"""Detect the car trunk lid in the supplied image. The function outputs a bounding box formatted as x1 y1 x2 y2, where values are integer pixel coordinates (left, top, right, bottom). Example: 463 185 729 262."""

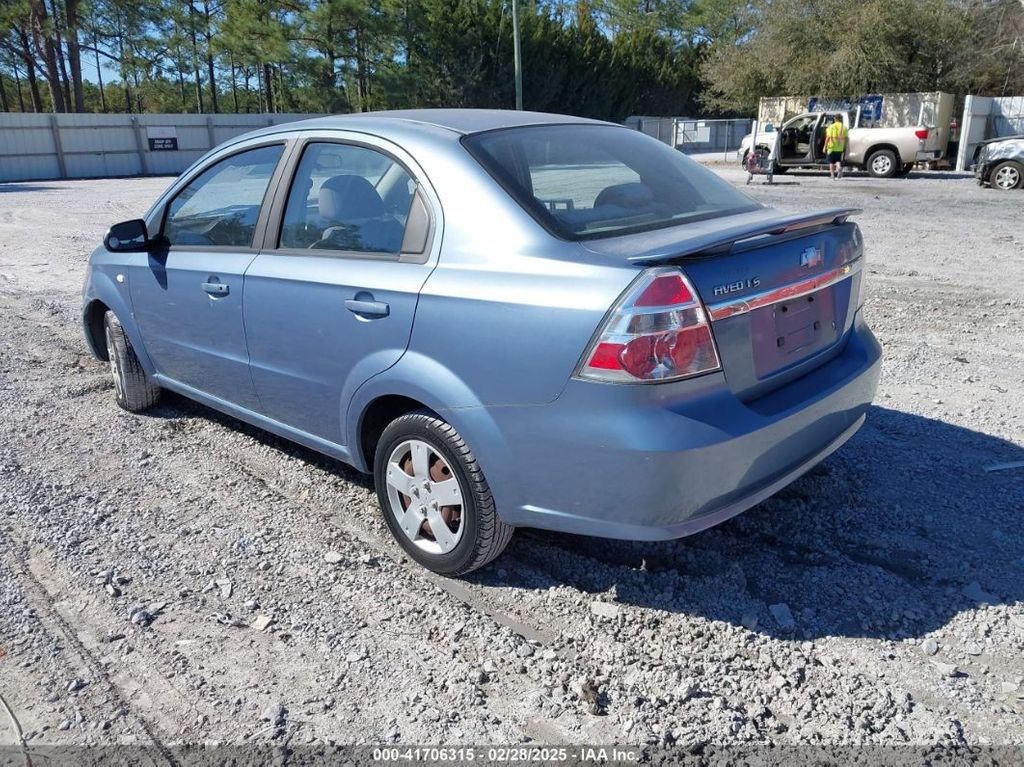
582 207 865 401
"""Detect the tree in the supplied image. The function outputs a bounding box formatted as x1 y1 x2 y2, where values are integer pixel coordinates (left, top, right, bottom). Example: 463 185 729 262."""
220 0 291 111
1 2 47 111
0 0 711 116
27 0 68 111
700 0 1023 114
65 0 86 110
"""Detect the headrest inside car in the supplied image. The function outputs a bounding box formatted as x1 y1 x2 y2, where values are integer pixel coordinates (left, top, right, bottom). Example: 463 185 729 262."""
594 182 654 209
319 175 386 221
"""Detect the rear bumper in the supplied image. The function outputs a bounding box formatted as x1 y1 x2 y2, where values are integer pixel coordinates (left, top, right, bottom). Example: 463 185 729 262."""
478 313 881 540
916 149 942 162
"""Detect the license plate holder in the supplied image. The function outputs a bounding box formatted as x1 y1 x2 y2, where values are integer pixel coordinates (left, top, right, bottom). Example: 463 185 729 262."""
750 287 838 378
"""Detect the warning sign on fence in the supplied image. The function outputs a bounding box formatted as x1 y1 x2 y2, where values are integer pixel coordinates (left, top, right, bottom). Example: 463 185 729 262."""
146 126 178 151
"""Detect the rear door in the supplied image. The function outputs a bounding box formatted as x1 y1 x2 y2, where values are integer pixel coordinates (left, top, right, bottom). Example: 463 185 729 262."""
130 142 286 410
243 135 437 445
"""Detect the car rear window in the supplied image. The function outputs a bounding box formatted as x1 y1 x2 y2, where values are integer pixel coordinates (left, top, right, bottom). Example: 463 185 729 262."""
462 124 760 240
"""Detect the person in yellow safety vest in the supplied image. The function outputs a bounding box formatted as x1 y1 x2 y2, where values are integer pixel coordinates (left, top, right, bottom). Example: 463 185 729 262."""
824 114 848 180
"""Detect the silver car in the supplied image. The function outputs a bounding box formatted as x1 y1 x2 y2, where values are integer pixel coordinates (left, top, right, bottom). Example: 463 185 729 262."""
82 110 881 575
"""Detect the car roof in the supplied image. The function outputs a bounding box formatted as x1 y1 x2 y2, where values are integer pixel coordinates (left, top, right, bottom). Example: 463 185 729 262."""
257 109 615 138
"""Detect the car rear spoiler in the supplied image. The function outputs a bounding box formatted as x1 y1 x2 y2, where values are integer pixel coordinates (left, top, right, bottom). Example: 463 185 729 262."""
627 208 862 263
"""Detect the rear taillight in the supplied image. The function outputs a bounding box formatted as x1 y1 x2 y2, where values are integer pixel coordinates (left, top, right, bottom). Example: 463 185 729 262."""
576 268 721 384
914 128 930 140
851 225 866 309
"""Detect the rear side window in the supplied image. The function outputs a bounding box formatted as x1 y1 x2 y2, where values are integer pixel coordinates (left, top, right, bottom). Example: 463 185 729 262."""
164 144 283 248
463 125 760 240
279 143 416 254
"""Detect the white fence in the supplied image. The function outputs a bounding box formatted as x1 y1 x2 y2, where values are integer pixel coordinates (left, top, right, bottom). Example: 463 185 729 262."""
0 113 323 183
956 95 1024 171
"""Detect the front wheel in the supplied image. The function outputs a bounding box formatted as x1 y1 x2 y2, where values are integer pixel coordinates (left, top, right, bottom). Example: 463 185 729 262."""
867 149 898 178
104 311 161 412
374 410 513 575
990 161 1023 190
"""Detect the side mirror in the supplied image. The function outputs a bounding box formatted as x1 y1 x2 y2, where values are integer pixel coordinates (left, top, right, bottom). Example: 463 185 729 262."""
104 219 151 252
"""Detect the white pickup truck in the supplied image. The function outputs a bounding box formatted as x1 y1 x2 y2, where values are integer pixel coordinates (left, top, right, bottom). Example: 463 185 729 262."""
739 111 945 178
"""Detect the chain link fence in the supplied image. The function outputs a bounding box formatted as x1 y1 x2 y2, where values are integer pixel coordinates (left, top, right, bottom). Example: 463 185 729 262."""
626 116 753 161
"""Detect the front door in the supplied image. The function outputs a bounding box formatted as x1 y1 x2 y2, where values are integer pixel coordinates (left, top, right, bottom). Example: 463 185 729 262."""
130 143 285 410
243 138 435 445
810 114 833 164
779 115 818 163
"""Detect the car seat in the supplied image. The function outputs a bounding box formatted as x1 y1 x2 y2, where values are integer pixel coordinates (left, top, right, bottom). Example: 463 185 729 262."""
315 174 405 253
594 182 654 209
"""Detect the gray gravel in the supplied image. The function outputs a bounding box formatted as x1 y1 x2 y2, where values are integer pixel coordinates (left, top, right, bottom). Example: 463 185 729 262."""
0 167 1022 751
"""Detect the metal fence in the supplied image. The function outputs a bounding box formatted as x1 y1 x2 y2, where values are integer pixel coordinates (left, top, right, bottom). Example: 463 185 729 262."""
626 116 753 159
0 112 323 183
989 95 1024 137
956 95 1024 171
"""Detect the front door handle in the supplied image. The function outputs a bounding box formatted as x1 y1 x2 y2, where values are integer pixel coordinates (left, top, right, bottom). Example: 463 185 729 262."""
202 281 229 296
345 298 389 318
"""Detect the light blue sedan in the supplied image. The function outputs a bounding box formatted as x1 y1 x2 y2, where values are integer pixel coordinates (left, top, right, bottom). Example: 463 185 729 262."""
82 110 881 575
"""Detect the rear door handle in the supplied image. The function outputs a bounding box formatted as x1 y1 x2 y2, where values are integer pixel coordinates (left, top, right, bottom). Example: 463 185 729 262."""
345 298 389 318
202 281 229 296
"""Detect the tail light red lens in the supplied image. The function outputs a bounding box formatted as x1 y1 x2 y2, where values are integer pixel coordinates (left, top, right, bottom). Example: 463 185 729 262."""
633 273 694 307
914 129 930 140
576 268 721 384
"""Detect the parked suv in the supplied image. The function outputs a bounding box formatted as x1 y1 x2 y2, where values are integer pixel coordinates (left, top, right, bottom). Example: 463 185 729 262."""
82 110 881 575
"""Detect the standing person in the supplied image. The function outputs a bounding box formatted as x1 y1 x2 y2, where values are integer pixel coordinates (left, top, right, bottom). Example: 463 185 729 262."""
824 114 848 179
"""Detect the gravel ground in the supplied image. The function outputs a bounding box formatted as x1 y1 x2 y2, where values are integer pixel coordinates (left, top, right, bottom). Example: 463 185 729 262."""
0 167 1022 758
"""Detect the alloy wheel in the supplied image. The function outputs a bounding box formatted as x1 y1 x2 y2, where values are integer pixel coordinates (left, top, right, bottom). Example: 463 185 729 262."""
994 165 1021 190
871 155 893 176
384 439 465 554
105 324 124 402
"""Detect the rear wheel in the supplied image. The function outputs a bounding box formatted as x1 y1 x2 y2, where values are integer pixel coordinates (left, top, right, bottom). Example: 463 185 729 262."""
867 149 898 178
103 311 160 412
374 410 512 575
991 161 1023 191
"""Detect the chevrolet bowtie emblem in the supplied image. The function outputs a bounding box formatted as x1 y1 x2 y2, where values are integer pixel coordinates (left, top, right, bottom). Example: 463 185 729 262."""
800 246 824 269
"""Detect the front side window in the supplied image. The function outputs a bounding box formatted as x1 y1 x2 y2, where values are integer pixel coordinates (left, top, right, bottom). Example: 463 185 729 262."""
279 143 416 254
463 124 760 240
164 144 283 248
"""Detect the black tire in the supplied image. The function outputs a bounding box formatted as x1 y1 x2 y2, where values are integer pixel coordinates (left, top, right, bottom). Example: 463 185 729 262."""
866 149 898 178
374 410 513 575
990 160 1023 191
103 311 161 412
899 163 914 176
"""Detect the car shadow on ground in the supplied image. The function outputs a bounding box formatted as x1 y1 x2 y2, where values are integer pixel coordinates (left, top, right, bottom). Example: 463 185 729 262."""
150 391 1022 642
0 182 61 193
148 391 376 491
480 406 1024 642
